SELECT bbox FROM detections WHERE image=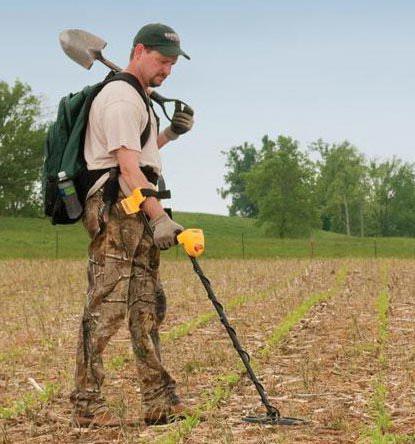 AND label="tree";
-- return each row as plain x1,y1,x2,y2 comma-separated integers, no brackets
0,79,47,216
245,136,318,238
219,142,259,217
368,158,415,236
312,140,367,236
